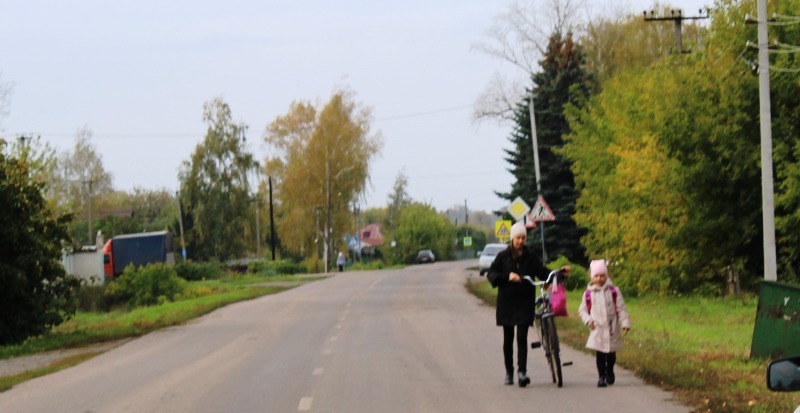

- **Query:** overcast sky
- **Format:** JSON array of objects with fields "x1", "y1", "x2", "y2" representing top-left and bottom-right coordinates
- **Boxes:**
[{"x1": 0, "y1": 0, "x2": 711, "y2": 213}]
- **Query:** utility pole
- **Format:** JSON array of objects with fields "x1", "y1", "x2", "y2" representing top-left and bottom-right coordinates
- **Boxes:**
[
  {"x1": 744, "y1": 0, "x2": 777, "y2": 281},
  {"x1": 528, "y1": 94, "x2": 547, "y2": 263},
  {"x1": 643, "y1": 8, "x2": 709, "y2": 54},
  {"x1": 255, "y1": 196, "x2": 261, "y2": 257},
  {"x1": 464, "y1": 199, "x2": 469, "y2": 237},
  {"x1": 268, "y1": 176, "x2": 276, "y2": 261},
  {"x1": 83, "y1": 179, "x2": 95, "y2": 245},
  {"x1": 176, "y1": 191, "x2": 187, "y2": 260}
]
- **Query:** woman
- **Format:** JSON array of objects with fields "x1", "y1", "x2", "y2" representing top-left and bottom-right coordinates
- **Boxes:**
[{"x1": 487, "y1": 221, "x2": 548, "y2": 387}]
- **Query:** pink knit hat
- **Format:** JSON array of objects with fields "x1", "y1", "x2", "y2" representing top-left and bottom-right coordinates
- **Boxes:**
[{"x1": 589, "y1": 260, "x2": 608, "y2": 277}]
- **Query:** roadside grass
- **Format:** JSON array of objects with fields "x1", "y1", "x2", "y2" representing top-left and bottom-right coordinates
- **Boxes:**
[
  {"x1": 0, "y1": 275, "x2": 323, "y2": 360},
  {"x1": 466, "y1": 279, "x2": 799, "y2": 413},
  {"x1": 0, "y1": 352, "x2": 102, "y2": 392}
]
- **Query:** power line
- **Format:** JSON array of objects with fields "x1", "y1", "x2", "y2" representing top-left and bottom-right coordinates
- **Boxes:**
[
  {"x1": 375, "y1": 105, "x2": 473, "y2": 122},
  {"x1": 10, "y1": 104, "x2": 477, "y2": 139}
]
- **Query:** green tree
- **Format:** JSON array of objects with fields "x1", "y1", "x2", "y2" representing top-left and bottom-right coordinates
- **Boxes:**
[
  {"x1": 455, "y1": 225, "x2": 487, "y2": 255},
  {"x1": 499, "y1": 31, "x2": 593, "y2": 266},
  {"x1": 387, "y1": 202, "x2": 455, "y2": 264},
  {"x1": 179, "y1": 98, "x2": 257, "y2": 261},
  {"x1": 560, "y1": 0, "x2": 796, "y2": 293},
  {"x1": 52, "y1": 128, "x2": 113, "y2": 246},
  {"x1": 263, "y1": 90, "x2": 382, "y2": 268},
  {"x1": 0, "y1": 147, "x2": 79, "y2": 345},
  {"x1": 581, "y1": 7, "x2": 707, "y2": 86},
  {"x1": 386, "y1": 170, "x2": 411, "y2": 231}
]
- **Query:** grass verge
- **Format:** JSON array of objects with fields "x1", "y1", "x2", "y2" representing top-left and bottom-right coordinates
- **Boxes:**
[
  {"x1": 466, "y1": 279, "x2": 799, "y2": 413},
  {"x1": 0, "y1": 352, "x2": 103, "y2": 392},
  {"x1": 0, "y1": 276, "x2": 323, "y2": 360}
]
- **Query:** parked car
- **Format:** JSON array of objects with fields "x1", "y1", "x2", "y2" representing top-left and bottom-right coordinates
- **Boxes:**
[
  {"x1": 478, "y1": 243, "x2": 507, "y2": 275},
  {"x1": 766, "y1": 356, "x2": 800, "y2": 412},
  {"x1": 417, "y1": 249, "x2": 435, "y2": 264}
]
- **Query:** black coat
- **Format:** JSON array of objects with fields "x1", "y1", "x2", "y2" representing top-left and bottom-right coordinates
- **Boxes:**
[{"x1": 486, "y1": 245, "x2": 548, "y2": 326}]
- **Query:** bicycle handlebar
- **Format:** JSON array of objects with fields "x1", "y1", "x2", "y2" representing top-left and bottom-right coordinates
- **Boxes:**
[
  {"x1": 523, "y1": 270, "x2": 561, "y2": 286},
  {"x1": 523, "y1": 275, "x2": 546, "y2": 286}
]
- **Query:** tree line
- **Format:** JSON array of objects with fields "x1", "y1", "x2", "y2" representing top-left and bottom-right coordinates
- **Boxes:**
[{"x1": 494, "y1": 0, "x2": 800, "y2": 295}]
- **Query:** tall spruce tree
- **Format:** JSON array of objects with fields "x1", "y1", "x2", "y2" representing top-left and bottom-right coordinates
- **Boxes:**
[{"x1": 499, "y1": 31, "x2": 593, "y2": 265}]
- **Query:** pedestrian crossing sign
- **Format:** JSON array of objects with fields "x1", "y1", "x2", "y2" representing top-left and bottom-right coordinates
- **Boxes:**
[
  {"x1": 495, "y1": 220, "x2": 512, "y2": 241},
  {"x1": 530, "y1": 196, "x2": 556, "y2": 222}
]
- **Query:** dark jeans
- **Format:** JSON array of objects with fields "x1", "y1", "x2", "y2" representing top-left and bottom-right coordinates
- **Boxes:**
[
  {"x1": 596, "y1": 351, "x2": 616, "y2": 378},
  {"x1": 502, "y1": 324, "x2": 529, "y2": 373}
]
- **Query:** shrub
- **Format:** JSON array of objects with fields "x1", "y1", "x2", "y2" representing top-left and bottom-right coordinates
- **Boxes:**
[
  {"x1": 249, "y1": 259, "x2": 304, "y2": 276},
  {"x1": 75, "y1": 283, "x2": 114, "y2": 312},
  {"x1": 548, "y1": 256, "x2": 588, "y2": 291},
  {"x1": 175, "y1": 261, "x2": 226, "y2": 281},
  {"x1": 106, "y1": 264, "x2": 187, "y2": 307},
  {"x1": 347, "y1": 260, "x2": 385, "y2": 271}
]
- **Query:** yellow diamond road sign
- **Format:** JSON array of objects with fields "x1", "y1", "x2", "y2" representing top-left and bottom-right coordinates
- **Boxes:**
[{"x1": 507, "y1": 196, "x2": 530, "y2": 221}]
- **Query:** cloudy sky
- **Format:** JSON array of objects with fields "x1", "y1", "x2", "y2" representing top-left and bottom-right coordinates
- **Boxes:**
[{"x1": 0, "y1": 0, "x2": 711, "y2": 212}]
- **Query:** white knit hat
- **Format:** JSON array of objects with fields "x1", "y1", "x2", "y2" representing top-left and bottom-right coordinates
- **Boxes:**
[{"x1": 510, "y1": 221, "x2": 527, "y2": 239}]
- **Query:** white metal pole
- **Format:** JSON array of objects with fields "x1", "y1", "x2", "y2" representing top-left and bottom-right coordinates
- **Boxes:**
[
  {"x1": 529, "y1": 95, "x2": 547, "y2": 263},
  {"x1": 756, "y1": 0, "x2": 777, "y2": 281}
]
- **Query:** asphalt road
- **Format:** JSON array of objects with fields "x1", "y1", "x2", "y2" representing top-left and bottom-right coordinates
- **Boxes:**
[{"x1": 0, "y1": 261, "x2": 691, "y2": 412}]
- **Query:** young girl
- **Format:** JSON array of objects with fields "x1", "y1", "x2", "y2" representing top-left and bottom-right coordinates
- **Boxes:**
[{"x1": 578, "y1": 260, "x2": 631, "y2": 387}]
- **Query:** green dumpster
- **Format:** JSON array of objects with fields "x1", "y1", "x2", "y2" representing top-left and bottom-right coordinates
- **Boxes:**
[{"x1": 750, "y1": 281, "x2": 800, "y2": 359}]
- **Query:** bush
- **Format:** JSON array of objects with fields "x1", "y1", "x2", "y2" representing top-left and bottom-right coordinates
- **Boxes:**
[
  {"x1": 347, "y1": 260, "x2": 385, "y2": 271},
  {"x1": 75, "y1": 283, "x2": 114, "y2": 312},
  {"x1": 548, "y1": 256, "x2": 588, "y2": 291},
  {"x1": 249, "y1": 259, "x2": 304, "y2": 276},
  {"x1": 175, "y1": 261, "x2": 226, "y2": 281},
  {"x1": 106, "y1": 264, "x2": 187, "y2": 307}
]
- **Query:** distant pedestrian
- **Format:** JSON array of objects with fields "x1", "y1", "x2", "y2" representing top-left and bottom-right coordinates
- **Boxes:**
[
  {"x1": 337, "y1": 252, "x2": 346, "y2": 272},
  {"x1": 578, "y1": 260, "x2": 631, "y2": 388}
]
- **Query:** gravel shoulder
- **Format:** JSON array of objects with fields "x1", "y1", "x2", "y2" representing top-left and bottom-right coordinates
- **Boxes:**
[{"x1": 0, "y1": 340, "x2": 130, "y2": 378}]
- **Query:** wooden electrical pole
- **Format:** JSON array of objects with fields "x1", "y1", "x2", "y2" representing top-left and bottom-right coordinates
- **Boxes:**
[{"x1": 643, "y1": 8, "x2": 709, "y2": 54}]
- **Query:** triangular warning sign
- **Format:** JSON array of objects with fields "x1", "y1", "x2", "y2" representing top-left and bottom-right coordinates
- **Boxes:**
[
  {"x1": 530, "y1": 196, "x2": 556, "y2": 222},
  {"x1": 497, "y1": 223, "x2": 510, "y2": 236}
]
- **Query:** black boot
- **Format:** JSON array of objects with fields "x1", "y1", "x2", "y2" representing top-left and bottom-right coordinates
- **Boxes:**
[
  {"x1": 597, "y1": 377, "x2": 607, "y2": 387},
  {"x1": 606, "y1": 371, "x2": 615, "y2": 385},
  {"x1": 518, "y1": 371, "x2": 530, "y2": 387},
  {"x1": 606, "y1": 352, "x2": 617, "y2": 385},
  {"x1": 504, "y1": 371, "x2": 514, "y2": 385}
]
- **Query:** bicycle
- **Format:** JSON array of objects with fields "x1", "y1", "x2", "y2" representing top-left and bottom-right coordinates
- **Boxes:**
[{"x1": 523, "y1": 270, "x2": 572, "y2": 387}]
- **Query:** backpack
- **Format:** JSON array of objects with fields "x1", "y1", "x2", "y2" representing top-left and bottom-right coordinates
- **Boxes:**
[{"x1": 585, "y1": 286, "x2": 618, "y2": 314}]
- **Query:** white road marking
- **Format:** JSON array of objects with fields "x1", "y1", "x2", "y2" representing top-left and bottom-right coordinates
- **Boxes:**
[{"x1": 298, "y1": 397, "x2": 313, "y2": 411}]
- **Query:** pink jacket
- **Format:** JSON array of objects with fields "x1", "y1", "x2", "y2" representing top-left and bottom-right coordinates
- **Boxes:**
[{"x1": 578, "y1": 280, "x2": 631, "y2": 353}]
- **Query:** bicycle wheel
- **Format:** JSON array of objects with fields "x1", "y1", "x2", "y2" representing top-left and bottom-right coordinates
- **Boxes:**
[
  {"x1": 543, "y1": 315, "x2": 563, "y2": 387},
  {"x1": 540, "y1": 316, "x2": 556, "y2": 384}
]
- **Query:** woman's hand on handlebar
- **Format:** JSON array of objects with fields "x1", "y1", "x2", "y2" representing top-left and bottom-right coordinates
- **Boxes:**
[{"x1": 509, "y1": 272, "x2": 522, "y2": 282}]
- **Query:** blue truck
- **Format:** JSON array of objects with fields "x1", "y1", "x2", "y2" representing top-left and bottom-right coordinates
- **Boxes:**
[{"x1": 102, "y1": 231, "x2": 175, "y2": 279}]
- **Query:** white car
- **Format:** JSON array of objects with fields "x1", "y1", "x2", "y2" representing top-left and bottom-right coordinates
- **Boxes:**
[{"x1": 478, "y1": 243, "x2": 507, "y2": 276}]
